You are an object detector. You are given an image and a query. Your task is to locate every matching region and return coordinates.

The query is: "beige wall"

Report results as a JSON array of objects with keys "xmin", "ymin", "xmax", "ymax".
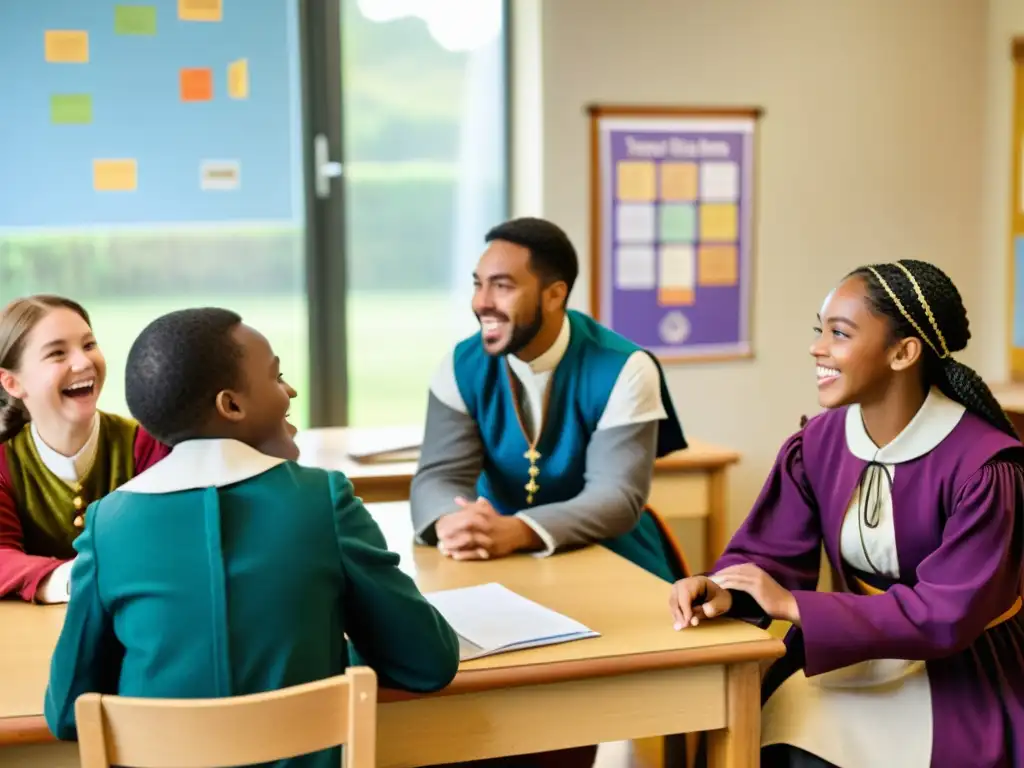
[
  {"xmin": 517, "ymin": 0, "xmax": 994, "ymax": 553},
  {"xmin": 984, "ymin": 0, "xmax": 1024, "ymax": 380}
]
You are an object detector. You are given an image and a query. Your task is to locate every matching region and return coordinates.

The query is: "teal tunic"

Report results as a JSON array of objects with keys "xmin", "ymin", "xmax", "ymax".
[
  {"xmin": 44, "ymin": 439, "xmax": 460, "ymax": 768},
  {"xmin": 452, "ymin": 310, "xmax": 687, "ymax": 582}
]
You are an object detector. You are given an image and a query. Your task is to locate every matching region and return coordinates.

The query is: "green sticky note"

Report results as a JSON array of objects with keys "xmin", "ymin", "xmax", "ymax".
[
  {"xmin": 659, "ymin": 203, "xmax": 696, "ymax": 243},
  {"xmin": 115, "ymin": 5, "xmax": 157, "ymax": 35},
  {"xmin": 51, "ymin": 94, "xmax": 92, "ymax": 125}
]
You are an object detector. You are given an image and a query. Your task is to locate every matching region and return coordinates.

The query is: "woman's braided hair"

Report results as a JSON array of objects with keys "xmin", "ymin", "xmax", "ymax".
[{"xmin": 848, "ymin": 259, "xmax": 1018, "ymax": 439}]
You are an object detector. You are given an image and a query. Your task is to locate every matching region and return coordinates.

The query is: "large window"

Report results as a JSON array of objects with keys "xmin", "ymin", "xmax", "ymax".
[
  {"xmin": 340, "ymin": 0, "xmax": 507, "ymax": 425},
  {"xmin": 0, "ymin": 0, "xmax": 508, "ymax": 429},
  {"xmin": 0, "ymin": 0, "xmax": 309, "ymax": 426}
]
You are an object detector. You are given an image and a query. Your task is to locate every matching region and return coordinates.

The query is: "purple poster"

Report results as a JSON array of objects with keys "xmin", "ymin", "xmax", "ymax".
[{"xmin": 594, "ymin": 113, "xmax": 757, "ymax": 361}]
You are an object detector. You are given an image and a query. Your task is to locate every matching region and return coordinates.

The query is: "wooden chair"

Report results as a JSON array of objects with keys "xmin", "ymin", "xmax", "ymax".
[{"xmin": 74, "ymin": 667, "xmax": 377, "ymax": 768}]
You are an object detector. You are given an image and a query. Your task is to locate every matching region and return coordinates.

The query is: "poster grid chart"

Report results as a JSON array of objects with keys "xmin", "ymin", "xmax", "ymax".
[{"xmin": 588, "ymin": 105, "xmax": 762, "ymax": 363}]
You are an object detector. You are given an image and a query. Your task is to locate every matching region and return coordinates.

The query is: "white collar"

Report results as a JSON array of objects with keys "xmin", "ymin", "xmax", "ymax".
[
  {"xmin": 506, "ymin": 313, "xmax": 570, "ymax": 381},
  {"xmin": 31, "ymin": 413, "xmax": 100, "ymax": 484},
  {"xmin": 845, "ymin": 388, "xmax": 965, "ymax": 464},
  {"xmin": 117, "ymin": 438, "xmax": 285, "ymax": 494}
]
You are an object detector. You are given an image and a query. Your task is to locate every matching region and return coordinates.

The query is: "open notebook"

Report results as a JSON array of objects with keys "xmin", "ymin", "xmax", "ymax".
[{"xmin": 424, "ymin": 582, "xmax": 599, "ymax": 661}]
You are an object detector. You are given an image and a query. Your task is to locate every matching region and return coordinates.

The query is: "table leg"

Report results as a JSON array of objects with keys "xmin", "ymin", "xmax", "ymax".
[
  {"xmin": 706, "ymin": 662, "xmax": 759, "ymax": 768},
  {"xmin": 705, "ymin": 469, "xmax": 728, "ymax": 570}
]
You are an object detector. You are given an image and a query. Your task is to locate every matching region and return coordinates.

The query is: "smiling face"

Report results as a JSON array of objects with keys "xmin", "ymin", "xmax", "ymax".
[
  {"xmin": 471, "ymin": 240, "xmax": 566, "ymax": 358},
  {"xmin": 216, "ymin": 323, "xmax": 299, "ymax": 461},
  {"xmin": 0, "ymin": 306, "xmax": 106, "ymax": 431},
  {"xmin": 810, "ymin": 276, "xmax": 922, "ymax": 408}
]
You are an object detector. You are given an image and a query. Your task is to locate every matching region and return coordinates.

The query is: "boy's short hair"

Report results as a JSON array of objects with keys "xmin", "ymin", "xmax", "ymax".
[{"xmin": 125, "ymin": 308, "xmax": 245, "ymax": 446}]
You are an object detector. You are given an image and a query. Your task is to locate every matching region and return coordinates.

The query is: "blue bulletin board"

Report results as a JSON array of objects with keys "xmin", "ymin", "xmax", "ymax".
[{"xmin": 0, "ymin": 0, "xmax": 301, "ymax": 229}]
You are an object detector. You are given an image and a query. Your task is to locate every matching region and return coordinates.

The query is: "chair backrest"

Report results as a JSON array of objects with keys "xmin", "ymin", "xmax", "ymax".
[{"xmin": 74, "ymin": 667, "xmax": 377, "ymax": 768}]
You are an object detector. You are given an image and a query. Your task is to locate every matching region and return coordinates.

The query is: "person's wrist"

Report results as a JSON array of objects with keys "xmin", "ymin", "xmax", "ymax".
[
  {"xmin": 782, "ymin": 591, "xmax": 800, "ymax": 625},
  {"xmin": 513, "ymin": 517, "xmax": 542, "ymax": 551}
]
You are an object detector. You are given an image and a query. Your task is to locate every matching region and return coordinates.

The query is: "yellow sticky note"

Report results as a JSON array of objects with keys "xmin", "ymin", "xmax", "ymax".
[
  {"xmin": 616, "ymin": 161, "xmax": 656, "ymax": 202},
  {"xmin": 179, "ymin": 0, "xmax": 222, "ymax": 22},
  {"xmin": 228, "ymin": 59, "xmax": 249, "ymax": 99},
  {"xmin": 45, "ymin": 30, "xmax": 89, "ymax": 63},
  {"xmin": 93, "ymin": 159, "xmax": 138, "ymax": 192},
  {"xmin": 699, "ymin": 203, "xmax": 738, "ymax": 242}
]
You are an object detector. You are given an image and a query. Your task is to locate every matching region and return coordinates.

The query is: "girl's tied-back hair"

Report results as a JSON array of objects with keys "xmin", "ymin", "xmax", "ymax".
[
  {"xmin": 0, "ymin": 295, "xmax": 91, "ymax": 443},
  {"xmin": 848, "ymin": 259, "xmax": 1018, "ymax": 439}
]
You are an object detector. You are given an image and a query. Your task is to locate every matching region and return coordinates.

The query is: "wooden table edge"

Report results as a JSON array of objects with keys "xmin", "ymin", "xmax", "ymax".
[
  {"xmin": 654, "ymin": 449, "xmax": 740, "ymax": 472},
  {"xmin": 0, "ymin": 636, "xmax": 784, "ymax": 747},
  {"xmin": 0, "ymin": 716, "xmax": 52, "ymax": 747},
  {"xmin": 379, "ymin": 635, "xmax": 785, "ymax": 702}
]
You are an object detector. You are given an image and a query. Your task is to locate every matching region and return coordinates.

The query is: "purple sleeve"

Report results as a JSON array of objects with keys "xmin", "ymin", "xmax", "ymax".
[
  {"xmin": 795, "ymin": 460, "xmax": 1024, "ymax": 676},
  {"xmin": 711, "ymin": 431, "xmax": 823, "ymax": 594}
]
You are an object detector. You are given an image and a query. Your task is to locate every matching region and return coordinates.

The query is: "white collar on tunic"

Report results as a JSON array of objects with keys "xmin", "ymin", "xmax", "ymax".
[
  {"xmin": 845, "ymin": 387, "xmax": 965, "ymax": 464},
  {"xmin": 506, "ymin": 313, "xmax": 570, "ymax": 381},
  {"xmin": 31, "ymin": 413, "xmax": 100, "ymax": 484},
  {"xmin": 117, "ymin": 438, "xmax": 285, "ymax": 495}
]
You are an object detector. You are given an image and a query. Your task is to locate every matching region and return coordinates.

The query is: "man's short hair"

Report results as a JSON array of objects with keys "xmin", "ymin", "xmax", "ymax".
[
  {"xmin": 485, "ymin": 217, "xmax": 579, "ymax": 295},
  {"xmin": 125, "ymin": 307, "xmax": 244, "ymax": 446}
]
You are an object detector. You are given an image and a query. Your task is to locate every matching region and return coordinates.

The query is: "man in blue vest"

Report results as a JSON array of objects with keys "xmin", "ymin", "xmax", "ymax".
[{"xmin": 410, "ymin": 217, "xmax": 689, "ymax": 583}]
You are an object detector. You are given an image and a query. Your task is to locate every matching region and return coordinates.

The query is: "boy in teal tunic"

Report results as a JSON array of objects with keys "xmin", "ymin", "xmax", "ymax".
[
  {"xmin": 45, "ymin": 308, "xmax": 460, "ymax": 768},
  {"xmin": 411, "ymin": 217, "xmax": 689, "ymax": 586}
]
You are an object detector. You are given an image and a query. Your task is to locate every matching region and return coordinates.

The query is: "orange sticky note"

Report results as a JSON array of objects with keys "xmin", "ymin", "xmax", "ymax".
[
  {"xmin": 45, "ymin": 30, "xmax": 89, "ymax": 63},
  {"xmin": 179, "ymin": 0, "xmax": 222, "ymax": 21},
  {"xmin": 93, "ymin": 159, "xmax": 138, "ymax": 192},
  {"xmin": 180, "ymin": 68, "xmax": 213, "ymax": 102}
]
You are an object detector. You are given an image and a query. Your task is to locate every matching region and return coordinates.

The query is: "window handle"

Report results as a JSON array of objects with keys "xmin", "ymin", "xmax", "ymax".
[{"xmin": 313, "ymin": 133, "xmax": 343, "ymax": 199}]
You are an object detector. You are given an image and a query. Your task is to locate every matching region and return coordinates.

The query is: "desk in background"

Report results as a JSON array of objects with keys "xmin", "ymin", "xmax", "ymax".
[
  {"xmin": 0, "ymin": 501, "xmax": 782, "ymax": 768},
  {"xmin": 296, "ymin": 426, "xmax": 741, "ymax": 571},
  {"xmin": 991, "ymin": 382, "xmax": 1024, "ymax": 435}
]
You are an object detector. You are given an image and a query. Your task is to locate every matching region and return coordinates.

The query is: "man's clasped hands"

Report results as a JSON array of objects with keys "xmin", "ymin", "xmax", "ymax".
[{"xmin": 434, "ymin": 496, "xmax": 543, "ymax": 560}]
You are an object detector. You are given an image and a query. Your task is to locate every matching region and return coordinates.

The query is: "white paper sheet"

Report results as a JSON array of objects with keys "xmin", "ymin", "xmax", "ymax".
[{"xmin": 424, "ymin": 582, "xmax": 599, "ymax": 661}]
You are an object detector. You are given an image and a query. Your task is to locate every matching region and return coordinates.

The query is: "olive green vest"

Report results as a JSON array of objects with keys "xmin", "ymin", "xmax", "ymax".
[{"xmin": 5, "ymin": 411, "xmax": 138, "ymax": 559}]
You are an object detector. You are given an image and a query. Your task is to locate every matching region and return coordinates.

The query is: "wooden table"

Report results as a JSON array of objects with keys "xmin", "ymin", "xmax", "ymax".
[
  {"xmin": 296, "ymin": 426, "xmax": 741, "ymax": 570},
  {"xmin": 0, "ymin": 502, "xmax": 782, "ymax": 768}
]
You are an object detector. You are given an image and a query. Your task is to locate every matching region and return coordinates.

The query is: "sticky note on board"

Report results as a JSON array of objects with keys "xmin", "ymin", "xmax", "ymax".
[
  {"xmin": 698, "ymin": 245, "xmax": 739, "ymax": 287},
  {"xmin": 51, "ymin": 94, "xmax": 93, "ymax": 124},
  {"xmin": 227, "ymin": 59, "xmax": 249, "ymax": 99},
  {"xmin": 94, "ymin": 159, "xmax": 138, "ymax": 192},
  {"xmin": 699, "ymin": 203, "xmax": 739, "ymax": 242},
  {"xmin": 200, "ymin": 160, "xmax": 240, "ymax": 190},
  {"xmin": 180, "ymin": 68, "xmax": 213, "ymax": 101},
  {"xmin": 616, "ymin": 161, "xmax": 656, "ymax": 202},
  {"xmin": 115, "ymin": 5, "xmax": 157, "ymax": 35},
  {"xmin": 660, "ymin": 162, "xmax": 698, "ymax": 201},
  {"xmin": 179, "ymin": 0, "xmax": 222, "ymax": 21},
  {"xmin": 45, "ymin": 31, "xmax": 89, "ymax": 63}
]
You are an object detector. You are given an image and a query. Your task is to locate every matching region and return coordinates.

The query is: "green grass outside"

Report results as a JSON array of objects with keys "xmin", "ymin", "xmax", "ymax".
[{"xmin": 88, "ymin": 291, "xmax": 472, "ymax": 429}]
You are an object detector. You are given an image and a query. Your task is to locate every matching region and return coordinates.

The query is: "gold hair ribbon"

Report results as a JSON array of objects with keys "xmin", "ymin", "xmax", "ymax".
[
  {"xmin": 891, "ymin": 261, "xmax": 951, "ymax": 359},
  {"xmin": 865, "ymin": 266, "xmax": 947, "ymax": 359}
]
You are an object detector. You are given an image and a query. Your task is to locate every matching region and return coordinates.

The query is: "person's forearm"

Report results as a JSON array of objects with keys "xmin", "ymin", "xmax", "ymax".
[
  {"xmin": 517, "ymin": 422, "xmax": 656, "ymax": 554},
  {"xmin": 410, "ymin": 393, "xmax": 483, "ymax": 544}
]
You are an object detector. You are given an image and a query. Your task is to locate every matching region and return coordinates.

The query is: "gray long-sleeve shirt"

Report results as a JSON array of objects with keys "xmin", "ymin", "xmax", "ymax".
[{"xmin": 410, "ymin": 316, "xmax": 667, "ymax": 555}]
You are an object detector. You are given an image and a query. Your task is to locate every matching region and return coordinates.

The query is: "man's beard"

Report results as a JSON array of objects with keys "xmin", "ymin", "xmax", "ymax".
[{"xmin": 481, "ymin": 301, "xmax": 543, "ymax": 358}]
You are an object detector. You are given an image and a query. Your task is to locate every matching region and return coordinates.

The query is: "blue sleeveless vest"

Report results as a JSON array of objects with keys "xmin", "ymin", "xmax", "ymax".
[{"xmin": 451, "ymin": 310, "xmax": 686, "ymax": 581}]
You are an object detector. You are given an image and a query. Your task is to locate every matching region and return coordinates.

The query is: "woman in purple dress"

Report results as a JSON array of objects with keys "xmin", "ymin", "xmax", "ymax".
[{"xmin": 670, "ymin": 259, "xmax": 1024, "ymax": 768}]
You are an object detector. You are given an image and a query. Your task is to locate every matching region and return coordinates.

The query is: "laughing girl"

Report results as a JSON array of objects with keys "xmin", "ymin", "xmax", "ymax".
[{"xmin": 0, "ymin": 295, "xmax": 168, "ymax": 603}]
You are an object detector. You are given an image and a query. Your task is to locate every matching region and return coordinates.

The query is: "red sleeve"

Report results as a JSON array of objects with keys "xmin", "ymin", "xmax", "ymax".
[
  {"xmin": 132, "ymin": 426, "xmax": 170, "ymax": 473},
  {"xmin": 0, "ymin": 446, "xmax": 66, "ymax": 602}
]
